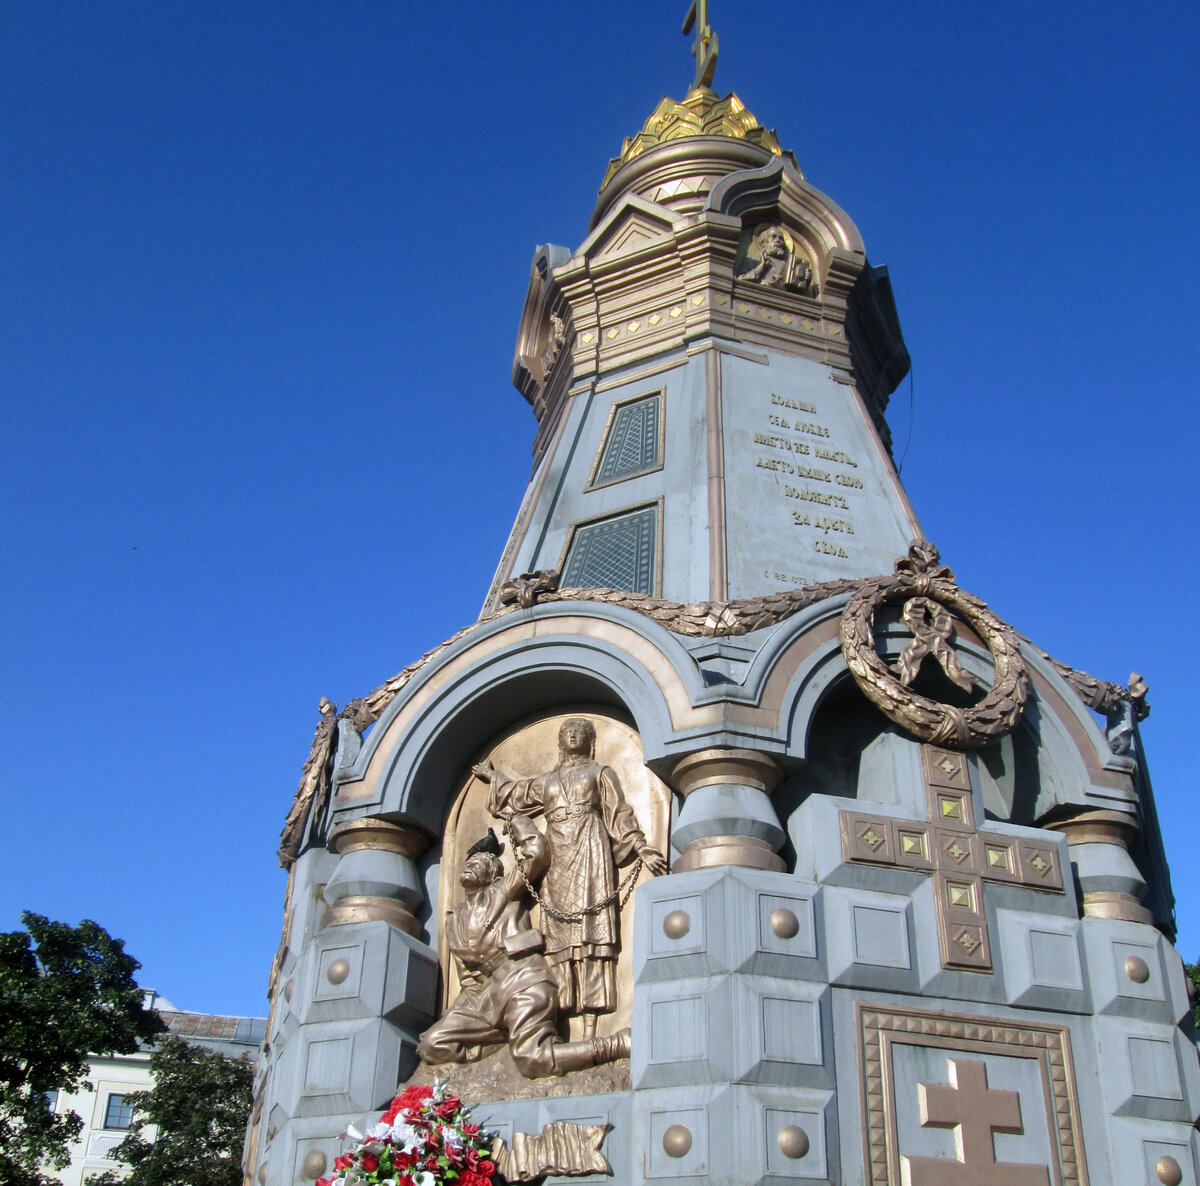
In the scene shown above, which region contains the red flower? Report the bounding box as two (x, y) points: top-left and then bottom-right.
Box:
(458, 1171), (491, 1186)
(434, 1101), (458, 1120)
(394, 1153), (417, 1171)
(382, 1085), (432, 1124)
(424, 1155), (440, 1171)
(334, 1156), (355, 1172)
(316, 1179), (331, 1186)
(479, 1160), (495, 1176)
(360, 1154), (379, 1173)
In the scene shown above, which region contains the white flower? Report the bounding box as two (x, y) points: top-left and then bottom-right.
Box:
(413, 1173), (435, 1186)
(389, 1122), (422, 1154)
(442, 1129), (464, 1152)
(345, 1124), (364, 1143)
(366, 1123), (392, 1142)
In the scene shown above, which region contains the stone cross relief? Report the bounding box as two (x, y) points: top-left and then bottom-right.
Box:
(903, 1058), (1051, 1186)
(841, 745), (1063, 971)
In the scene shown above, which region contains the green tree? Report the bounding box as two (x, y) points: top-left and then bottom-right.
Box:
(1184, 961), (1200, 1030)
(0, 912), (164, 1186)
(91, 1035), (253, 1186)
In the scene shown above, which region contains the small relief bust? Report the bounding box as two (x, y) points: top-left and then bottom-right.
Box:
(736, 224), (815, 294)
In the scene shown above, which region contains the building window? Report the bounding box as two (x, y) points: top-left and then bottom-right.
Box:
(104, 1093), (134, 1131)
(560, 503), (660, 595)
(586, 391), (664, 490)
(44, 1090), (58, 1113)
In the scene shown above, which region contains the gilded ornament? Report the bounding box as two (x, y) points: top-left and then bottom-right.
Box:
(777, 1125), (809, 1159)
(1124, 955), (1151, 984)
(840, 540), (1029, 749)
(769, 907), (800, 939)
(300, 1151), (327, 1180)
(662, 909), (691, 939)
(599, 87), (781, 191)
(258, 1164), (268, 1184)
(491, 1122), (611, 1180)
(326, 958), (350, 985)
(662, 1124), (692, 1157)
(1158, 1156), (1184, 1186)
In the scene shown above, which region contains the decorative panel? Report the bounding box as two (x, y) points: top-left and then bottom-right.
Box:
(587, 391), (664, 489)
(561, 503), (660, 594)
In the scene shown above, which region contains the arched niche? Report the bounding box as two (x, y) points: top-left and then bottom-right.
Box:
(757, 602), (1137, 857)
(330, 607), (706, 835)
(705, 154), (866, 294)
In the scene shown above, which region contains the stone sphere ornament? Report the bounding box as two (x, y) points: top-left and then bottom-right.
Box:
(777, 1126), (809, 1159)
(662, 1124), (693, 1157)
(663, 909), (691, 939)
(326, 958), (351, 984)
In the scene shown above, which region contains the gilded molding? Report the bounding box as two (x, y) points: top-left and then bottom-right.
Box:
(671, 748), (783, 796)
(672, 833), (784, 873)
(319, 895), (420, 937)
(329, 817), (428, 858)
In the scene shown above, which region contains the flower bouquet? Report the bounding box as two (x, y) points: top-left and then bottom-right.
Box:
(318, 1083), (497, 1186)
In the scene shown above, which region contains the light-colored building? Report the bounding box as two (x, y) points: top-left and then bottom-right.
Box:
(50, 993), (266, 1186)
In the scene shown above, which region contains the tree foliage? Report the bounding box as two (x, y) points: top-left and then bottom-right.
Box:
(0, 912), (164, 1186)
(1184, 961), (1200, 1030)
(90, 1035), (253, 1186)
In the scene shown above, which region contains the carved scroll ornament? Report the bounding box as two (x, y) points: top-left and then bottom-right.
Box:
(840, 541), (1029, 749)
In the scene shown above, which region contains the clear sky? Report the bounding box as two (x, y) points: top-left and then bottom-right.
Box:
(2, 2), (1197, 1018)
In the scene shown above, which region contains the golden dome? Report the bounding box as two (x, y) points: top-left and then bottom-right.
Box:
(600, 87), (782, 193)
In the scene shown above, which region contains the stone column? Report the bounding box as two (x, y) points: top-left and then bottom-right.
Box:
(1045, 808), (1152, 925)
(320, 817), (428, 935)
(670, 748), (786, 872)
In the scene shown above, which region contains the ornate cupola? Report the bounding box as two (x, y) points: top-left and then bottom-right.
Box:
(497, 22), (914, 609)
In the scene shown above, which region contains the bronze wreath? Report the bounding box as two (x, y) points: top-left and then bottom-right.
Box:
(839, 541), (1029, 749)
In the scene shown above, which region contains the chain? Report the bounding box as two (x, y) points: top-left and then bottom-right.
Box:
(503, 820), (644, 924)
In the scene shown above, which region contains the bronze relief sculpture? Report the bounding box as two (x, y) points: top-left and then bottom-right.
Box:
(417, 713), (669, 1084)
(475, 718), (667, 1039)
(736, 224), (815, 294)
(417, 817), (631, 1078)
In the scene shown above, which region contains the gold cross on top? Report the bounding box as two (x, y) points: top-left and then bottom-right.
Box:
(682, 0), (718, 91)
(841, 745), (1064, 972)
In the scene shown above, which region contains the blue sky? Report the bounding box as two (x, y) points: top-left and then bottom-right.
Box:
(2, 2), (1197, 1017)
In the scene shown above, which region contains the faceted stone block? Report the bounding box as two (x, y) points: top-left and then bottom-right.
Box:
(634, 979), (719, 1088)
(995, 908), (1089, 1013)
(822, 886), (919, 991)
(634, 868), (823, 983)
(723, 978), (831, 1089)
(274, 1017), (411, 1119)
(1081, 917), (1183, 1024)
(1107, 1118), (1200, 1186)
(1096, 1018), (1198, 1123)
(292, 921), (438, 1033)
(741, 1087), (836, 1183)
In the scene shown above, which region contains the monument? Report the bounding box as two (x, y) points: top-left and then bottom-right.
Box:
(249, 9), (1195, 1186)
